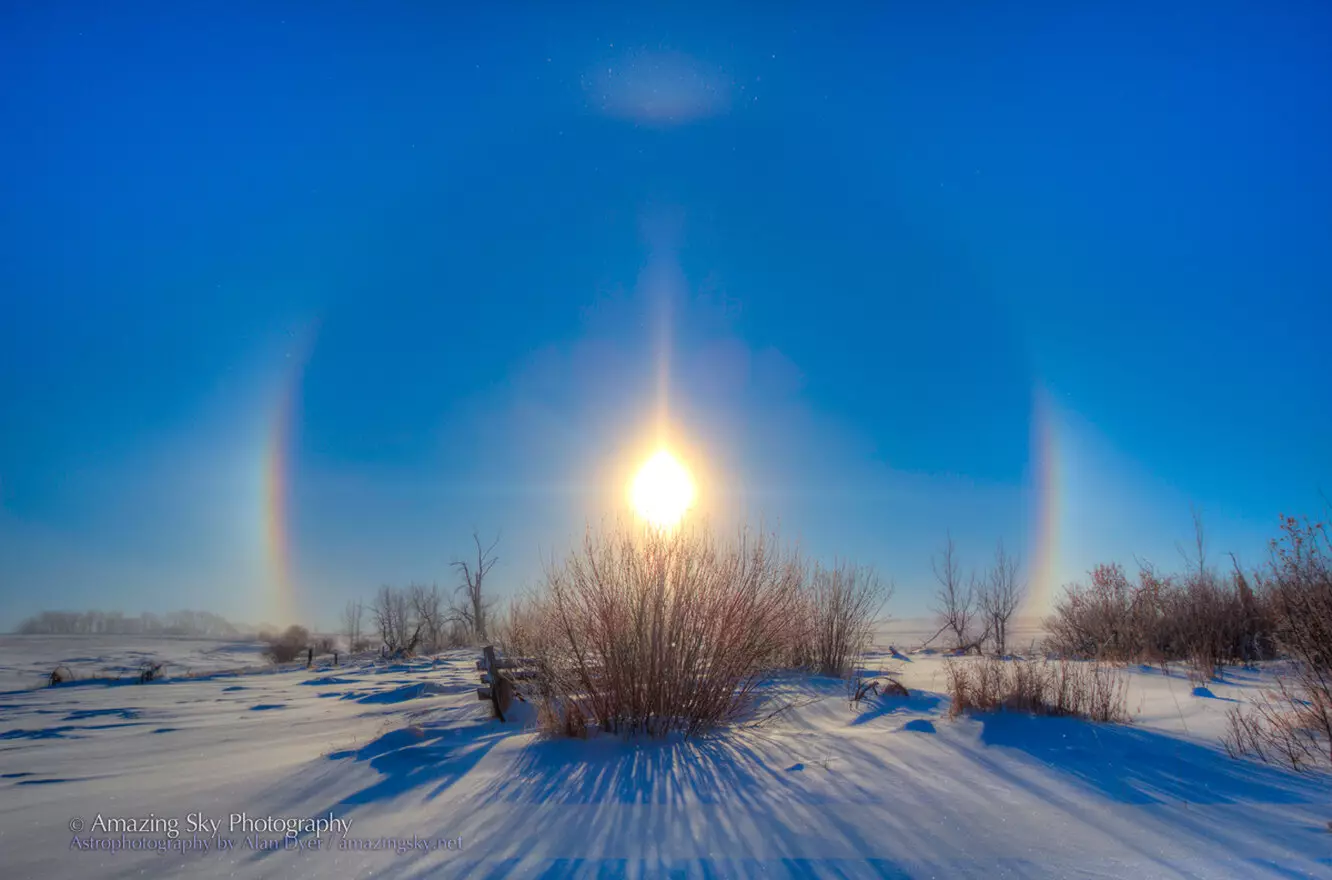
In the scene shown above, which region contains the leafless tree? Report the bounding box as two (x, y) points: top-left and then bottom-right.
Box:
(374, 584), (441, 655)
(930, 533), (979, 652)
(451, 530), (500, 641)
(372, 585), (412, 653)
(341, 599), (365, 652)
(978, 541), (1025, 657)
(409, 584), (445, 653)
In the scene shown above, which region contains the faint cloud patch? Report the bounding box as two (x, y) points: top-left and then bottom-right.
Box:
(585, 50), (731, 126)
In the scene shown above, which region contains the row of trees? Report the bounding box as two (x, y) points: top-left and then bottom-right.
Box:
(340, 531), (501, 656)
(1043, 512), (1273, 676)
(16, 609), (241, 637)
(13, 532), (504, 664)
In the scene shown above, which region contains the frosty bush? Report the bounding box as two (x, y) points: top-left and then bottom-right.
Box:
(263, 625), (311, 664)
(522, 521), (810, 738)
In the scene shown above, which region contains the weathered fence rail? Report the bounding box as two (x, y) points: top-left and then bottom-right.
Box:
(477, 648), (720, 722)
(475, 646), (538, 722)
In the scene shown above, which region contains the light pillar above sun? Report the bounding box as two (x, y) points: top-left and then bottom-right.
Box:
(630, 449), (697, 529)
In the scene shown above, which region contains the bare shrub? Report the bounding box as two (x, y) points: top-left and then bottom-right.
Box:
(527, 521), (807, 738)
(1044, 563), (1147, 661)
(809, 561), (890, 677)
(776, 556), (816, 670)
(1225, 516), (1332, 771)
(945, 656), (1130, 723)
(1231, 560), (1276, 664)
(263, 625), (311, 664)
(1223, 679), (1330, 771)
(314, 636), (336, 655)
(1169, 572), (1240, 683)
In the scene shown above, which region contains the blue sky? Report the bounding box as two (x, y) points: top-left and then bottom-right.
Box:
(2, 1), (1329, 631)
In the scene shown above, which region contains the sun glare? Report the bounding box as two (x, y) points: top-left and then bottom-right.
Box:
(630, 450), (697, 529)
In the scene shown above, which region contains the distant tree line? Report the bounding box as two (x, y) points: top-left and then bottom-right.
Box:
(14, 609), (242, 637)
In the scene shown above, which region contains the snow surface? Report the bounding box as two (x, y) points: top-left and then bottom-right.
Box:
(0, 627), (1328, 879)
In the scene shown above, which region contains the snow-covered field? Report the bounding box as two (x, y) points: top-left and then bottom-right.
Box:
(0, 626), (1328, 879)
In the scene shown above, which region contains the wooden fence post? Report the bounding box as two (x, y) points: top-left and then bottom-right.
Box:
(477, 645), (522, 722)
(477, 645), (508, 722)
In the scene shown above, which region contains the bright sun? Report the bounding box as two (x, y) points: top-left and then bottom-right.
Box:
(630, 450), (697, 529)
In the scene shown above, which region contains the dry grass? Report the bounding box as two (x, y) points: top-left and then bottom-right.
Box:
(944, 656), (1131, 723)
(1224, 678), (1330, 772)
